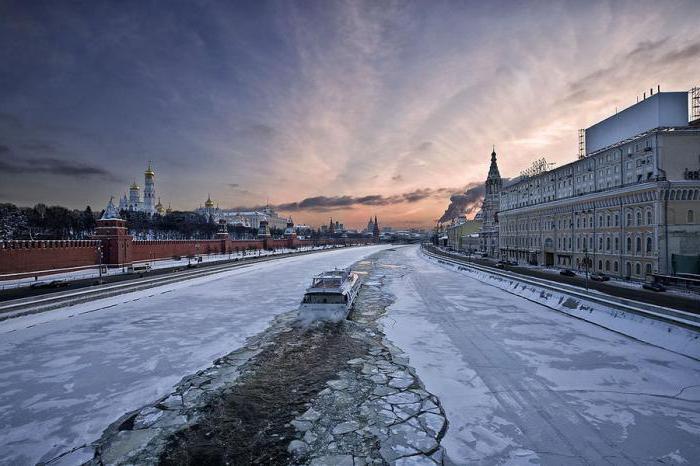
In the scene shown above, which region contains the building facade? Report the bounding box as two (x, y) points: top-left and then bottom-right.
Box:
(444, 218), (482, 252)
(498, 90), (700, 278)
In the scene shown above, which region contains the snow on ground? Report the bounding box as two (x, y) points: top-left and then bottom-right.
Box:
(0, 245), (334, 290)
(381, 245), (700, 465)
(0, 245), (390, 465)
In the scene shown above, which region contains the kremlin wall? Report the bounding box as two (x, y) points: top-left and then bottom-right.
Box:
(0, 214), (370, 278)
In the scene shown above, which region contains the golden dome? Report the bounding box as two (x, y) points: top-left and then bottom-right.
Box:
(204, 194), (215, 208)
(144, 161), (155, 177)
(130, 181), (139, 190)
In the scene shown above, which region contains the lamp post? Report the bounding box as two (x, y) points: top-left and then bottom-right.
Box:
(583, 248), (590, 291)
(97, 245), (103, 284)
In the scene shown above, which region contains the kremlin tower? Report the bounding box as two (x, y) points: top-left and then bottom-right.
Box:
(143, 161), (156, 214)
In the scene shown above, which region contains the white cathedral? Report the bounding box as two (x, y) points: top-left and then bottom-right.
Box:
(117, 162), (167, 215)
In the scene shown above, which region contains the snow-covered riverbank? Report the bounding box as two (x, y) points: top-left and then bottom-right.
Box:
(0, 245), (391, 465)
(381, 245), (700, 465)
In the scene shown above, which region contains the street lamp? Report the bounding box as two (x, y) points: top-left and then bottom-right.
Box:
(97, 245), (103, 284)
(583, 248), (590, 291)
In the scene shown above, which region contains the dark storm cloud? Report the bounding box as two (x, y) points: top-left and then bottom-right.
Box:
(0, 150), (121, 181)
(276, 187), (455, 212)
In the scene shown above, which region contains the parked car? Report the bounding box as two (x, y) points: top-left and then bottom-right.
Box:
(496, 260), (507, 269)
(642, 282), (666, 292)
(560, 269), (576, 277)
(507, 260), (518, 266)
(590, 273), (610, 282)
(127, 263), (152, 273)
(30, 280), (69, 290)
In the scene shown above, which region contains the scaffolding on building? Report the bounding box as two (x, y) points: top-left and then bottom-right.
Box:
(519, 158), (555, 179)
(691, 86), (700, 125)
(578, 128), (586, 159)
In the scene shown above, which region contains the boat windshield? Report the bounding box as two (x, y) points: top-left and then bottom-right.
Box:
(302, 293), (347, 304)
(311, 276), (343, 288)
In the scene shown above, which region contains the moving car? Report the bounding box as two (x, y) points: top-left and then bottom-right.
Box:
(590, 273), (610, 282)
(560, 269), (576, 277)
(642, 282), (666, 292)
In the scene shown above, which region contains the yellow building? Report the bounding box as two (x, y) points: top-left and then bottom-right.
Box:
(443, 219), (482, 252)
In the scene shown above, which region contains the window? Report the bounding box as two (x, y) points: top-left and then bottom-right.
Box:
(627, 213), (632, 226)
(615, 237), (619, 251)
(598, 237), (603, 250)
(605, 260), (610, 271)
(636, 237), (641, 253)
(607, 215), (611, 227)
(627, 237), (632, 252)
(635, 263), (641, 275)
(646, 263), (652, 275)
(614, 261), (619, 272)
(598, 260), (602, 270)
(646, 237), (652, 253)
(647, 210), (653, 225)
(636, 211), (642, 226)
(606, 237), (611, 250)
(689, 210), (695, 223)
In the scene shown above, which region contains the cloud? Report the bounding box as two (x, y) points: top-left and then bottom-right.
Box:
(276, 186), (456, 212)
(0, 149), (121, 181)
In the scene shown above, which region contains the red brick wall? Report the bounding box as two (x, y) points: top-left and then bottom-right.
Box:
(0, 240), (101, 276)
(0, 236), (373, 278)
(131, 240), (228, 261)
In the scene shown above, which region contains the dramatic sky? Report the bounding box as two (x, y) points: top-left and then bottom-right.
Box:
(1, 0), (698, 228)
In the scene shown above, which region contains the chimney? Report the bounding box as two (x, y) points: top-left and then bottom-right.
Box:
(650, 87), (653, 96)
(657, 84), (660, 93)
(643, 92), (646, 99)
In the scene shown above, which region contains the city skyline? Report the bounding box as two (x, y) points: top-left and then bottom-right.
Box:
(1, 0), (699, 228)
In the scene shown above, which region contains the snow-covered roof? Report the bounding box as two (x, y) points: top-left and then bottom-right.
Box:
(101, 197), (121, 220)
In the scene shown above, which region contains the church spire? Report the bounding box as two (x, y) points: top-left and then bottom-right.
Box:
(487, 146), (501, 180)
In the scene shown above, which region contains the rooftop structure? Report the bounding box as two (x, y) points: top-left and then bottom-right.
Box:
(584, 89), (689, 155)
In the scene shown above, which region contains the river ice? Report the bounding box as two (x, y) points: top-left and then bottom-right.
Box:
(0, 245), (391, 465)
(381, 246), (700, 465)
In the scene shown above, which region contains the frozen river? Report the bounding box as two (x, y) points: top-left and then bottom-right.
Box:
(381, 246), (700, 465)
(0, 245), (390, 465)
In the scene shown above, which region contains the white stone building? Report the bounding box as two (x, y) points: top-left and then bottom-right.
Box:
(118, 162), (158, 215)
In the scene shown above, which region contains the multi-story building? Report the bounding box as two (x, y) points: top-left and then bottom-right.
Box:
(443, 217), (482, 252)
(498, 89), (700, 278)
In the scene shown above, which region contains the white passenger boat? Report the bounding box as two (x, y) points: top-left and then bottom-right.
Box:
(298, 269), (362, 322)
